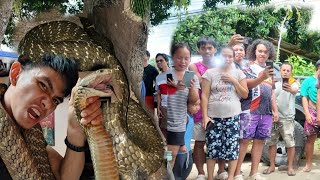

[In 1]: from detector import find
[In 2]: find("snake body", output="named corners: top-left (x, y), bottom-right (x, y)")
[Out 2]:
top-left (10, 20), bottom-right (165, 179)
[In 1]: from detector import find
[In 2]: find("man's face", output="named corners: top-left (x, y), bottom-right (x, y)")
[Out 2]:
top-left (280, 64), bottom-right (292, 78)
top-left (197, 43), bottom-right (216, 61)
top-left (156, 55), bottom-right (167, 71)
top-left (10, 66), bottom-right (65, 129)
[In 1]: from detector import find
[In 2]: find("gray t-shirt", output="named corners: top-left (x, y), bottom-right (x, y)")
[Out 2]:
top-left (274, 81), bottom-right (299, 120)
top-left (166, 69), bottom-right (200, 132)
top-left (202, 68), bottom-right (246, 118)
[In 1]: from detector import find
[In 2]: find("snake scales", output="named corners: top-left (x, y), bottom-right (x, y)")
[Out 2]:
top-left (0, 20), bottom-right (166, 179)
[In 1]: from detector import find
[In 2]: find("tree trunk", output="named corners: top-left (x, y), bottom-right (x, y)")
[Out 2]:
top-left (84, 0), bottom-right (149, 103)
top-left (0, 0), bottom-right (14, 44)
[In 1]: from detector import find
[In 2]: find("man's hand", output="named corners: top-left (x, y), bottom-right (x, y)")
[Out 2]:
top-left (228, 34), bottom-right (244, 46)
top-left (273, 111), bottom-right (279, 122)
top-left (67, 85), bottom-right (103, 142)
top-left (282, 82), bottom-right (292, 93)
top-left (157, 108), bottom-right (162, 118)
top-left (305, 112), bottom-right (313, 125)
top-left (262, 68), bottom-right (274, 80)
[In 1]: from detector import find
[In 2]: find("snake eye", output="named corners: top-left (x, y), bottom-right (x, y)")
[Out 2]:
top-left (97, 69), bottom-right (104, 73)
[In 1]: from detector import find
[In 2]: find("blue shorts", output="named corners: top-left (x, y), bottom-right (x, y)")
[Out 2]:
top-left (205, 115), bottom-right (240, 161)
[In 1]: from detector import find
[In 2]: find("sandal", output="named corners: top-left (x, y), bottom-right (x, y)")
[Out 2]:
top-left (287, 170), bottom-right (296, 176)
top-left (262, 167), bottom-right (275, 175)
top-left (215, 171), bottom-right (228, 180)
top-left (247, 173), bottom-right (266, 180)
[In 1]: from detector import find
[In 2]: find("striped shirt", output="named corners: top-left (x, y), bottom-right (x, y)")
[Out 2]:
top-left (156, 69), bottom-right (200, 132)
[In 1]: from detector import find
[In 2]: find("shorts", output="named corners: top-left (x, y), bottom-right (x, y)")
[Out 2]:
top-left (205, 115), bottom-right (240, 161)
top-left (266, 119), bottom-right (295, 147)
top-left (173, 150), bottom-right (193, 180)
top-left (240, 113), bottom-right (272, 140)
top-left (167, 131), bottom-right (185, 145)
top-left (193, 122), bottom-right (205, 141)
top-left (304, 107), bottom-right (320, 136)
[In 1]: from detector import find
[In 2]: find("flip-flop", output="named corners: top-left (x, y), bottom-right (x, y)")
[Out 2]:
top-left (262, 168), bottom-right (275, 175)
top-left (302, 167), bottom-right (311, 172)
top-left (287, 170), bottom-right (296, 176)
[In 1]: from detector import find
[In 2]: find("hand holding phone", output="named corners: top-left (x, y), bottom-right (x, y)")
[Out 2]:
top-left (183, 71), bottom-right (195, 88)
top-left (282, 77), bottom-right (289, 90)
top-left (266, 60), bottom-right (273, 69)
top-left (166, 73), bottom-right (173, 82)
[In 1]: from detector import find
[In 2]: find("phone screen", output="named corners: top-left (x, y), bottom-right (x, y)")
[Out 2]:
top-left (167, 74), bottom-right (173, 82)
top-left (266, 60), bottom-right (273, 69)
top-left (183, 71), bottom-right (195, 87)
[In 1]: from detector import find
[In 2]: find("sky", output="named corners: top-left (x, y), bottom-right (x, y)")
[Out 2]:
top-left (146, 0), bottom-right (320, 59)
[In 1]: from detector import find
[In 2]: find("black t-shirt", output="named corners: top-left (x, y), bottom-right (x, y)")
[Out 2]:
top-left (143, 65), bottom-right (159, 96)
top-left (0, 157), bottom-right (12, 180)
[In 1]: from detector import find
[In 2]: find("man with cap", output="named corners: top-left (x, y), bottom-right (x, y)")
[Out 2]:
top-left (301, 59), bottom-right (320, 172)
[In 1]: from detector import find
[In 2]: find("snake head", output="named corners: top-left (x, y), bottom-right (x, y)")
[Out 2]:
top-left (75, 69), bottom-right (120, 110)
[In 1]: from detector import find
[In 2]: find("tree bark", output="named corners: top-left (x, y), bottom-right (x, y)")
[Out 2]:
top-left (0, 0), bottom-right (14, 44)
top-left (85, 0), bottom-right (149, 103)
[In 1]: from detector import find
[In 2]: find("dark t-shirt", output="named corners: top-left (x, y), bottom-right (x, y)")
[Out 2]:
top-left (0, 157), bottom-right (12, 180)
top-left (143, 64), bottom-right (159, 96)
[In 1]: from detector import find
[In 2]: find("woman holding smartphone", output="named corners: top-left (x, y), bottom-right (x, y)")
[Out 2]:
top-left (202, 46), bottom-right (248, 180)
top-left (155, 42), bottom-right (200, 169)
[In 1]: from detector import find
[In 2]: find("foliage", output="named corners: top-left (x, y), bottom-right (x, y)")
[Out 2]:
top-left (204, 0), bottom-right (271, 9)
top-left (172, 6), bottom-right (319, 56)
top-left (285, 55), bottom-right (315, 76)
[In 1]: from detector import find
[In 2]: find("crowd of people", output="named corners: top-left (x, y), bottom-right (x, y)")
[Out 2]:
top-left (143, 35), bottom-right (320, 180)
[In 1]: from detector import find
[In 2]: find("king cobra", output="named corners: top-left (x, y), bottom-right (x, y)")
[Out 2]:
top-left (0, 20), bottom-right (166, 179)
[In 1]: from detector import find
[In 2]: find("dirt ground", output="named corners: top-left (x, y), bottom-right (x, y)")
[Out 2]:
top-left (186, 142), bottom-right (320, 180)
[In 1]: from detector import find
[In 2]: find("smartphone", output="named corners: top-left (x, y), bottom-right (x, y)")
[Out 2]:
top-left (282, 77), bottom-right (289, 89)
top-left (166, 73), bottom-right (173, 82)
top-left (266, 60), bottom-right (273, 69)
top-left (183, 71), bottom-right (195, 87)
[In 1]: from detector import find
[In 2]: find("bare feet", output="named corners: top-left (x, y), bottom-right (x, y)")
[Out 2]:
top-left (262, 167), bottom-right (275, 175)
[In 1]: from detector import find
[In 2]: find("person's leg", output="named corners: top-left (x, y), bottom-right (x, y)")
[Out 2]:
top-left (304, 134), bottom-right (317, 172)
top-left (280, 120), bottom-right (296, 175)
top-left (167, 144), bottom-right (180, 169)
top-left (193, 122), bottom-right (206, 176)
top-left (234, 139), bottom-right (249, 176)
top-left (235, 112), bottom-right (257, 177)
top-left (263, 124), bottom-right (279, 174)
top-left (207, 159), bottom-right (217, 180)
top-left (217, 159), bottom-right (226, 174)
top-left (250, 139), bottom-right (264, 176)
top-left (250, 114), bottom-right (272, 177)
top-left (172, 153), bottom-right (187, 180)
top-left (227, 160), bottom-right (238, 180)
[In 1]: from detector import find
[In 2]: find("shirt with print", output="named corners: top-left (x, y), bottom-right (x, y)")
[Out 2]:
top-left (300, 76), bottom-right (317, 104)
top-left (193, 61), bottom-right (208, 123)
top-left (202, 68), bottom-right (246, 118)
top-left (156, 69), bottom-right (200, 132)
top-left (274, 79), bottom-right (299, 120)
top-left (241, 62), bottom-right (273, 115)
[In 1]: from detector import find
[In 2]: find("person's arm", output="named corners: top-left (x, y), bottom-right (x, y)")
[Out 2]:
top-left (247, 68), bottom-right (273, 89)
top-left (188, 79), bottom-right (199, 104)
top-left (283, 82), bottom-right (299, 95)
top-left (201, 79), bottom-right (211, 129)
top-left (157, 91), bottom-right (162, 118)
top-left (272, 91), bottom-right (279, 122)
top-left (302, 96), bottom-right (312, 124)
top-left (189, 64), bottom-right (202, 83)
top-left (317, 89), bottom-right (320, 125)
top-left (58, 86), bottom-right (103, 179)
top-left (221, 73), bottom-right (248, 99)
